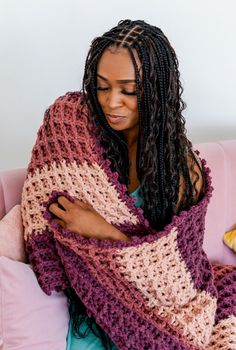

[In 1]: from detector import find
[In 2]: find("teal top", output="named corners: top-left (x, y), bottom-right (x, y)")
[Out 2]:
top-left (129, 186), bottom-right (143, 207)
top-left (66, 187), bottom-right (142, 350)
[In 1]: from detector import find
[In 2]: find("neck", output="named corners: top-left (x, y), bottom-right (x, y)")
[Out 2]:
top-left (122, 126), bottom-right (139, 149)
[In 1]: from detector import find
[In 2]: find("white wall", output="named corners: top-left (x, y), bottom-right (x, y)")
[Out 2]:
top-left (0, 0), bottom-right (236, 170)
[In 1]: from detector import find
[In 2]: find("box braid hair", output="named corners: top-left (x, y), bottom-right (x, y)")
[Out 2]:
top-left (65, 19), bottom-right (204, 349)
top-left (83, 19), bottom-right (204, 227)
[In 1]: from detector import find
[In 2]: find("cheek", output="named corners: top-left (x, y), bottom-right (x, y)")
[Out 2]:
top-left (126, 98), bottom-right (138, 114)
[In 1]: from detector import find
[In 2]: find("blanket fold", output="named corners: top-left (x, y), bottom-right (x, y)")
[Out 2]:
top-left (21, 91), bottom-right (236, 350)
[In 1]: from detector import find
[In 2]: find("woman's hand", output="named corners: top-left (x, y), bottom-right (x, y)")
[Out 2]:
top-left (48, 196), bottom-right (129, 241)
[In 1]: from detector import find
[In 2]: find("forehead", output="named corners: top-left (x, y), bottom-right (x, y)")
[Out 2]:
top-left (97, 47), bottom-right (141, 80)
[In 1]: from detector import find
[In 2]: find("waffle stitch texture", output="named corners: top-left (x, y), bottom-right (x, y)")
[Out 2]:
top-left (21, 91), bottom-right (236, 350)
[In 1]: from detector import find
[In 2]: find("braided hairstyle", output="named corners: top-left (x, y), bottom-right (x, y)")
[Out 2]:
top-left (83, 19), bottom-right (204, 227)
top-left (65, 19), bottom-right (204, 349)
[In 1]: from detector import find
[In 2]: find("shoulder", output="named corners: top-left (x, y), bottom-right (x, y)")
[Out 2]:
top-left (29, 92), bottom-right (93, 172)
top-left (187, 149), bottom-right (203, 178)
top-left (177, 149), bottom-right (204, 208)
top-left (36, 91), bottom-right (92, 146)
top-left (54, 91), bottom-right (86, 106)
top-left (45, 91), bottom-right (89, 123)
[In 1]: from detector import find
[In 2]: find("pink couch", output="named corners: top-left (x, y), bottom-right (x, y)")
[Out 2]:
top-left (0, 139), bottom-right (235, 265)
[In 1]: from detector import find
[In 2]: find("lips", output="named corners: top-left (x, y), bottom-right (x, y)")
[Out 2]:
top-left (106, 114), bottom-right (125, 124)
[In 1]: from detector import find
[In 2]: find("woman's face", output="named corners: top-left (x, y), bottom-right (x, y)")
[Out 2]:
top-left (96, 46), bottom-right (141, 141)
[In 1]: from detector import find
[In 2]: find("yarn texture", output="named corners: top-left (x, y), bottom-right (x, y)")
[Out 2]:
top-left (21, 91), bottom-right (236, 350)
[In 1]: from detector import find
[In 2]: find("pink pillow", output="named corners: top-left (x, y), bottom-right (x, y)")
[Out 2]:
top-left (0, 205), bottom-right (26, 262)
top-left (0, 256), bottom-right (69, 349)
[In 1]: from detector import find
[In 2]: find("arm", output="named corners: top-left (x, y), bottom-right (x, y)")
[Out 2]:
top-left (49, 196), bottom-right (130, 242)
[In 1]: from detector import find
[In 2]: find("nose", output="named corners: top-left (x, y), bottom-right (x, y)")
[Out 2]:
top-left (106, 88), bottom-right (122, 109)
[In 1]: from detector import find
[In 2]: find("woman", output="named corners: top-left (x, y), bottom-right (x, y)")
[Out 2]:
top-left (22, 19), bottom-right (232, 350)
top-left (46, 19), bottom-right (204, 350)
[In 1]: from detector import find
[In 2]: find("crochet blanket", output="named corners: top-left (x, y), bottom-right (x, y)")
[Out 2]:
top-left (21, 92), bottom-right (236, 350)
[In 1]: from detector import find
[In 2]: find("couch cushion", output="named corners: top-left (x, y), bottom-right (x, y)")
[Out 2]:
top-left (0, 256), bottom-right (69, 350)
top-left (0, 205), bottom-right (26, 262)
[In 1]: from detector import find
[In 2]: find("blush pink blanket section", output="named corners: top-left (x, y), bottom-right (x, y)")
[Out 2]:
top-left (21, 92), bottom-right (236, 350)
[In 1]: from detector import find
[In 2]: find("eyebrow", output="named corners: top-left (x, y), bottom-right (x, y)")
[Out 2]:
top-left (97, 74), bottom-right (136, 84)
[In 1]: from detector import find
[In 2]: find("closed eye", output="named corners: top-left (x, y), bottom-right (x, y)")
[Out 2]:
top-left (95, 86), bottom-right (136, 96)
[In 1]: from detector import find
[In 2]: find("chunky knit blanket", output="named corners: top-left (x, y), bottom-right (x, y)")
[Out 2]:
top-left (21, 92), bottom-right (236, 350)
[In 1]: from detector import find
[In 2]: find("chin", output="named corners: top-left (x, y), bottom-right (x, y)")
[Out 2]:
top-left (106, 120), bottom-right (128, 131)
top-left (108, 124), bottom-right (125, 131)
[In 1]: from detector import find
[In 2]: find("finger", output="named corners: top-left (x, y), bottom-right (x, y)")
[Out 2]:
top-left (49, 203), bottom-right (67, 220)
top-left (57, 196), bottom-right (73, 209)
top-left (73, 198), bottom-right (88, 209)
top-left (54, 218), bottom-right (66, 228)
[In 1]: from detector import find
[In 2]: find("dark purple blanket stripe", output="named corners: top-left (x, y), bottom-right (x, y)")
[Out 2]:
top-left (55, 240), bottom-right (197, 350)
top-left (175, 162), bottom-right (217, 297)
top-left (177, 222), bottom-right (217, 297)
top-left (212, 265), bottom-right (236, 323)
top-left (25, 231), bottom-right (70, 295)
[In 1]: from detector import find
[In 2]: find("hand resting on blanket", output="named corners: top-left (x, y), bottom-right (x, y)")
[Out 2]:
top-left (49, 195), bottom-right (129, 241)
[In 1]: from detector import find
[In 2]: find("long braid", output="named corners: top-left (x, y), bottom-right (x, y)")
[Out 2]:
top-left (153, 39), bottom-right (168, 221)
top-left (66, 19), bottom-right (204, 350)
top-left (127, 46), bottom-right (143, 192)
